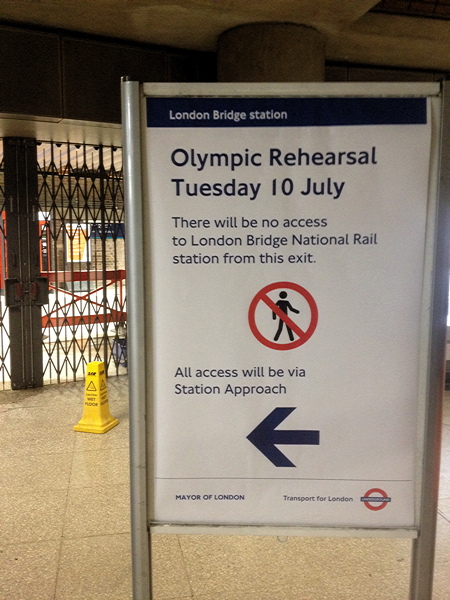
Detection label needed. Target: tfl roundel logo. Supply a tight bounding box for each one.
[360,488,392,511]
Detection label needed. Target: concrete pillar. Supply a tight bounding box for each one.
[217,23,325,83]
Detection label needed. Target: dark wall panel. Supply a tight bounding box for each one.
[0,26,62,117]
[348,66,436,82]
[62,37,216,123]
[167,51,216,83]
[325,65,349,81]
[0,24,215,123]
[0,23,445,124]
[62,38,167,122]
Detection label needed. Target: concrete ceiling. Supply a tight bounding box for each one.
[0,0,450,72]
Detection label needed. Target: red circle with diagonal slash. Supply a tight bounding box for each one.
[248,281,318,350]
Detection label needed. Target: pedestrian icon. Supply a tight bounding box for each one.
[248,282,318,350]
[273,291,300,341]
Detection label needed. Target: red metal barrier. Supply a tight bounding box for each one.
[42,269,126,328]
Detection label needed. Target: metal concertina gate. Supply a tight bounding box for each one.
[0,138,127,389]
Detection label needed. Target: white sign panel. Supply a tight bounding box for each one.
[144,94,431,528]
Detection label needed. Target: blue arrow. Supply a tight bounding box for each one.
[247,407,320,467]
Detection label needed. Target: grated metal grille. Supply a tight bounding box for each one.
[0,154,11,388]
[37,141,127,384]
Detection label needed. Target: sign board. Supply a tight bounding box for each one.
[122,79,449,600]
[122,83,446,537]
[142,88,437,530]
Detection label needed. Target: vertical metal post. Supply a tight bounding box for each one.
[98,145,110,370]
[3,137,43,388]
[121,79,151,600]
[409,82,450,599]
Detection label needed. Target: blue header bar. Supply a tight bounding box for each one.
[146,97,427,128]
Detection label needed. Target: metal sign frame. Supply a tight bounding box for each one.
[121,80,449,600]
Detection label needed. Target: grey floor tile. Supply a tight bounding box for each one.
[0,489,67,545]
[0,452,73,493]
[433,561,450,599]
[63,483,131,538]
[435,515,450,564]
[154,598,191,600]
[105,376,129,396]
[56,534,132,600]
[0,382,83,408]
[0,540,60,600]
[0,424,77,456]
[442,422,450,449]
[298,536,411,577]
[193,591,326,600]
[151,535,193,599]
[178,534,329,597]
[1,404,80,428]
[69,447,130,488]
[438,470,450,499]
[320,567,410,600]
[0,403,78,456]
[442,392,450,425]
[438,498,450,521]
[0,403,14,416]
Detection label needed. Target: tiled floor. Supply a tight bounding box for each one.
[0,377,449,599]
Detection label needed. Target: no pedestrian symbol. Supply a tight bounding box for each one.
[248,281,318,350]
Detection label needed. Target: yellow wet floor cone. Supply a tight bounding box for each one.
[74,361,119,433]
